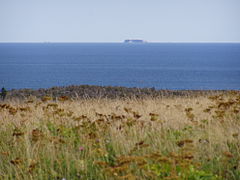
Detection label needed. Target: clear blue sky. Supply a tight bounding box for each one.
[0,0,239,42]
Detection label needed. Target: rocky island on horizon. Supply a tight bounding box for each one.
[124,39,147,43]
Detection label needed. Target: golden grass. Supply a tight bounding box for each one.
[0,92,240,179]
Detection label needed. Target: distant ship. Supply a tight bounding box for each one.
[124,39,147,43]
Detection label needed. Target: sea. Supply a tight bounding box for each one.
[0,43,239,90]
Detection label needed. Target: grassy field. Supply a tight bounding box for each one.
[0,92,240,180]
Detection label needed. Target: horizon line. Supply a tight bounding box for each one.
[0,41,240,43]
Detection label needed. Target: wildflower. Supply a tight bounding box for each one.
[223,151,233,158]
[177,139,193,147]
[31,129,44,142]
[232,133,238,137]
[10,157,22,165]
[1,152,9,156]
[135,140,144,146]
[28,160,38,173]
[12,128,24,137]
[79,147,84,151]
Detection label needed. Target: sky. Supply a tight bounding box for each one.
[0,0,240,42]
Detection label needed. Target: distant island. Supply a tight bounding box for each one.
[124,39,147,43]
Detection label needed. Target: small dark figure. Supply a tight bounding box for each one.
[1,87,7,101]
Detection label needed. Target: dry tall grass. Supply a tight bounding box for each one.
[0,92,240,179]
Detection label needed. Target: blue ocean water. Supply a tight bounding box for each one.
[0,43,239,90]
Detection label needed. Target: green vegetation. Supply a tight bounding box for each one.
[0,92,240,179]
